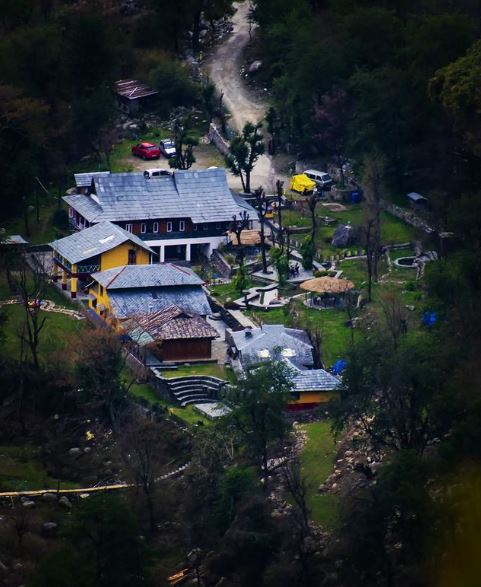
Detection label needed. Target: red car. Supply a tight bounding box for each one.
[131,142,161,160]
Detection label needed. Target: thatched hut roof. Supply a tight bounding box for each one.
[228,230,261,246]
[300,276,354,294]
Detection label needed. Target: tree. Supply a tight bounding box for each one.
[10,254,47,370]
[229,210,250,247]
[313,87,350,187]
[225,121,264,193]
[254,186,269,273]
[300,192,318,270]
[430,38,481,156]
[75,328,130,427]
[362,154,384,302]
[275,179,284,233]
[169,111,198,170]
[226,360,294,486]
[233,254,250,293]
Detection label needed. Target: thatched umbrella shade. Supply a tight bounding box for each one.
[300,276,355,295]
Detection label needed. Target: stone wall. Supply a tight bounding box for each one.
[211,249,232,279]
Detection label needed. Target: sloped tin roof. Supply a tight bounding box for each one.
[50,221,154,264]
[64,168,252,224]
[91,263,204,290]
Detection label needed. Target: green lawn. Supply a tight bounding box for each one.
[161,363,236,383]
[0,445,79,492]
[209,281,242,304]
[1,304,85,362]
[299,421,339,529]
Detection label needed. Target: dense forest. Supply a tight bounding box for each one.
[1,0,481,586]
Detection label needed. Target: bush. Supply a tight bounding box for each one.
[52,209,69,230]
[149,58,199,116]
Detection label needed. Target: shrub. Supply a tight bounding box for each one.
[52,209,69,230]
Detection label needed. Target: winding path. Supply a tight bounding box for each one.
[205,1,282,192]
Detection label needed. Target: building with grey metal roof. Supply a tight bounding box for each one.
[227,325,341,401]
[64,168,257,263]
[50,221,154,265]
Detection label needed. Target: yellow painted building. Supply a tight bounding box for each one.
[50,221,154,298]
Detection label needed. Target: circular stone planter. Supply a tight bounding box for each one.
[394,256,417,268]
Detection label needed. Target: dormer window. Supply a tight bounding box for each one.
[179,220,185,232]
[167,222,173,233]
[193,224,198,231]
[141,223,147,234]
[125,223,133,233]
[153,222,159,233]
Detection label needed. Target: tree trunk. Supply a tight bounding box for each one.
[192,10,202,54]
[260,218,268,273]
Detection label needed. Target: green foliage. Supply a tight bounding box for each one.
[30,495,147,587]
[300,236,315,270]
[149,59,199,116]
[52,208,69,230]
[232,258,251,292]
[215,466,257,529]
[225,121,264,193]
[269,246,289,285]
[168,112,199,170]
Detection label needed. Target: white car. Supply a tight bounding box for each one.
[159,138,176,158]
[304,169,333,189]
[143,168,171,178]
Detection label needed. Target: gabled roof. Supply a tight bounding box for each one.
[64,169,253,224]
[108,286,211,319]
[114,79,158,101]
[230,325,314,367]
[91,263,204,290]
[50,221,154,265]
[290,364,341,392]
[125,305,218,346]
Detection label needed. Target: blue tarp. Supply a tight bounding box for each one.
[332,359,347,375]
[422,311,437,327]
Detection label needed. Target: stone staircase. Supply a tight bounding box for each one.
[162,375,228,407]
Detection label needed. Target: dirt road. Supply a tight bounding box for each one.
[205,1,285,192]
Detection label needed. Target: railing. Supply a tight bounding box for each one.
[139,228,227,240]
[77,264,100,273]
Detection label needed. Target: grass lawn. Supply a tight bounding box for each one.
[0,445,79,492]
[1,304,85,362]
[209,281,242,304]
[299,421,339,529]
[161,363,236,383]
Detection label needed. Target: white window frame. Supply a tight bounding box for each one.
[167,221,173,233]
[125,223,133,233]
[141,222,147,234]
[68,207,73,218]
[153,222,159,233]
[179,220,185,232]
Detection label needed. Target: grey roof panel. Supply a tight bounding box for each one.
[50,221,154,264]
[291,365,341,392]
[109,286,211,319]
[64,169,254,224]
[91,263,204,289]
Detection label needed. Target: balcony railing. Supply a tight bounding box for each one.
[138,228,227,240]
[77,264,101,274]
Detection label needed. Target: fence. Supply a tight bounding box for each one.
[208,122,230,157]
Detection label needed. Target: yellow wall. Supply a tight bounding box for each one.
[100,242,150,271]
[288,391,338,406]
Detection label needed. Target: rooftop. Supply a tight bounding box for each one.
[64,168,253,224]
[74,171,110,188]
[125,305,218,346]
[114,79,158,101]
[91,263,204,290]
[50,221,154,265]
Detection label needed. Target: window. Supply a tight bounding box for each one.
[215,223,221,229]
[141,223,146,234]
[193,224,197,231]
[203,224,208,231]
[125,223,133,233]
[68,207,73,218]
[179,220,185,232]
[99,285,104,296]
[167,222,173,233]
[128,249,136,265]
[153,222,159,233]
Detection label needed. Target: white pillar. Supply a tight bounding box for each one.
[185,243,191,262]
[159,246,165,263]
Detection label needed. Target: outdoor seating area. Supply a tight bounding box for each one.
[300,276,355,310]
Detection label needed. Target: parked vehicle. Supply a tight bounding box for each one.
[132,142,161,160]
[159,138,176,158]
[304,169,333,189]
[289,173,316,194]
[143,168,172,178]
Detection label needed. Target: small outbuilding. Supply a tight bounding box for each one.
[124,305,218,363]
[407,192,429,209]
[114,79,158,115]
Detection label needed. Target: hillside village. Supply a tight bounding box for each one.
[1,1,481,586]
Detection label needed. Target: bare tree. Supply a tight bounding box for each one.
[276,179,284,233]
[11,255,47,370]
[9,498,30,553]
[254,186,270,273]
[379,291,408,348]
[363,155,385,302]
[229,211,250,247]
[307,327,324,369]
